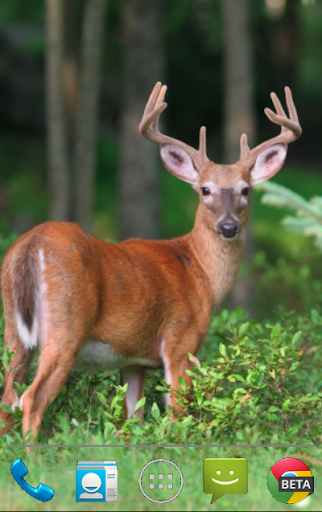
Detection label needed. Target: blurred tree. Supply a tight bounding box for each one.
[276,2,299,87]
[222,0,256,314]
[62,0,79,175]
[46,0,69,221]
[119,0,164,240]
[46,0,107,230]
[264,0,300,96]
[73,0,107,230]
[2,0,322,242]
[265,0,286,20]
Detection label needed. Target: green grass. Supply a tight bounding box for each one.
[0,446,321,511]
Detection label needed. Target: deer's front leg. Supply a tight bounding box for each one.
[161,341,194,415]
[120,366,145,419]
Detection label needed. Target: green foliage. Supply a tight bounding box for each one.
[1,307,320,448]
[197,308,321,445]
[0,1,44,27]
[302,0,316,5]
[257,180,322,251]
[253,250,322,317]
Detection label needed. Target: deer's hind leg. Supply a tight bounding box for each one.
[0,320,34,436]
[20,329,85,443]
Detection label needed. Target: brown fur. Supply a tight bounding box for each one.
[0,82,301,442]
[3,233,40,332]
[0,159,250,442]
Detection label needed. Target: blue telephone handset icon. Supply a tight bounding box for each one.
[10,458,55,502]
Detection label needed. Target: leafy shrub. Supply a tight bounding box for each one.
[1,307,321,449]
[257,180,322,251]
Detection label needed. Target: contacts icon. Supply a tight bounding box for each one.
[76,461,118,502]
[80,473,103,499]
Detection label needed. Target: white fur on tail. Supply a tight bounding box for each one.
[16,309,39,350]
[15,249,47,350]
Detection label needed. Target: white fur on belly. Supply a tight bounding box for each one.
[74,340,155,374]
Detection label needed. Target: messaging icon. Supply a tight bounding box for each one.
[203,458,248,503]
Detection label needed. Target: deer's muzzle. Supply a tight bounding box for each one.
[217,221,240,239]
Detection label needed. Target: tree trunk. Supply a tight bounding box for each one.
[119,0,164,241]
[222,0,256,314]
[46,0,70,221]
[270,0,299,93]
[73,0,108,231]
[62,0,80,221]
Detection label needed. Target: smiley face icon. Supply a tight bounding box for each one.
[203,458,248,503]
[212,468,240,486]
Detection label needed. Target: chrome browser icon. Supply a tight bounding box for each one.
[267,457,314,504]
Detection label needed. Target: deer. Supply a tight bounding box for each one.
[0,82,301,442]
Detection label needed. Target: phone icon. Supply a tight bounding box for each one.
[10,458,55,502]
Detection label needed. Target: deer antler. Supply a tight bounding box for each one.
[139,82,210,173]
[240,87,302,169]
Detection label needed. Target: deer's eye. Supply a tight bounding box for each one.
[201,187,210,196]
[242,187,250,196]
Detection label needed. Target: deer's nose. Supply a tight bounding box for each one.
[218,221,239,238]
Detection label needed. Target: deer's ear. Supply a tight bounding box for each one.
[250,144,287,185]
[160,144,199,186]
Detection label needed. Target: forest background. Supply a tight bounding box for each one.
[0,0,321,317]
[1,1,322,510]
